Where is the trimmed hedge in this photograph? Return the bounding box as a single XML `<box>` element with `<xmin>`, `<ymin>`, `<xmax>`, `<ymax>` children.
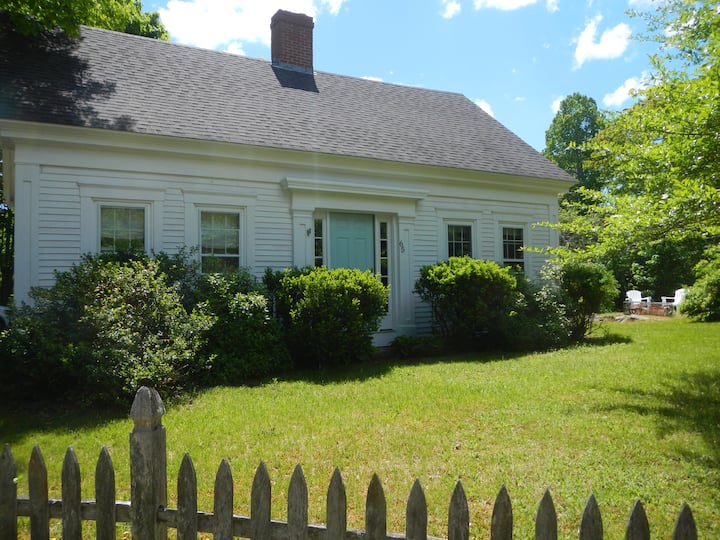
<box><xmin>414</xmin><ymin>257</ymin><xmax>520</xmax><ymax>348</ymax></box>
<box><xmin>271</xmin><ymin>266</ymin><xmax>389</xmax><ymax>367</ymax></box>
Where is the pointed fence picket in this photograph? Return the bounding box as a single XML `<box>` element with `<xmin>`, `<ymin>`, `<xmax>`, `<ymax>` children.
<box><xmin>0</xmin><ymin>387</ymin><xmax>701</xmax><ymax>540</ymax></box>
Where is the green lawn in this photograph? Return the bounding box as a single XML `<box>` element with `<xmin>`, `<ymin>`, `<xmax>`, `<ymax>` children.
<box><xmin>2</xmin><ymin>316</ymin><xmax>719</xmax><ymax>538</ymax></box>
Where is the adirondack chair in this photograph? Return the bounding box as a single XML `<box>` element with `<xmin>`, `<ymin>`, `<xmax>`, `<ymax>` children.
<box><xmin>661</xmin><ymin>288</ymin><xmax>687</xmax><ymax>312</ymax></box>
<box><xmin>625</xmin><ymin>290</ymin><xmax>651</xmax><ymax>314</ymax></box>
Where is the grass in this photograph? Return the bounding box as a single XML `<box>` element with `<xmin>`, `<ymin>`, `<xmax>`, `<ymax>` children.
<box><xmin>2</xmin><ymin>316</ymin><xmax>719</xmax><ymax>538</ymax></box>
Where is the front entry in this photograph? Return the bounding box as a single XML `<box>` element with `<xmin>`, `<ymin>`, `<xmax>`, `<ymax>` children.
<box><xmin>329</xmin><ymin>213</ymin><xmax>374</xmax><ymax>270</ymax></box>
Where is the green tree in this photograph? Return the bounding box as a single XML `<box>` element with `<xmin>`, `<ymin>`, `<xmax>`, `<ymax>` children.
<box><xmin>542</xmin><ymin>93</ymin><xmax>608</xmax><ymax>251</ymax></box>
<box><xmin>3</xmin><ymin>0</ymin><xmax>169</xmax><ymax>39</ymax></box>
<box><xmin>543</xmin><ymin>93</ymin><xmax>607</xmax><ymax>192</ymax></box>
<box><xmin>552</xmin><ymin>0</ymin><xmax>719</xmax><ymax>301</ymax></box>
<box><xmin>587</xmin><ymin>0</ymin><xmax>719</xmax><ymax>243</ymax></box>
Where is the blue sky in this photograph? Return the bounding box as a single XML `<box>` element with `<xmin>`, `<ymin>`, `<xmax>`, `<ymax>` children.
<box><xmin>145</xmin><ymin>0</ymin><xmax>659</xmax><ymax>151</ymax></box>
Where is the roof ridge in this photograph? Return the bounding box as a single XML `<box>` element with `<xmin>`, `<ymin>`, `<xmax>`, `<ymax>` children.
<box><xmin>78</xmin><ymin>25</ymin><xmax>469</xmax><ymax>100</ymax></box>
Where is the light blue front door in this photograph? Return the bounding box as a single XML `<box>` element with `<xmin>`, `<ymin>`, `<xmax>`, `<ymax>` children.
<box><xmin>329</xmin><ymin>213</ymin><xmax>374</xmax><ymax>270</ymax></box>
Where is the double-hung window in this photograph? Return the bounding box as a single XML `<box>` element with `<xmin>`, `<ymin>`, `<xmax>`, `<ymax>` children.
<box><xmin>447</xmin><ymin>224</ymin><xmax>472</xmax><ymax>258</ymax></box>
<box><xmin>502</xmin><ymin>227</ymin><xmax>524</xmax><ymax>270</ymax></box>
<box><xmin>100</xmin><ymin>206</ymin><xmax>146</xmax><ymax>253</ymax></box>
<box><xmin>200</xmin><ymin>211</ymin><xmax>240</xmax><ymax>273</ymax></box>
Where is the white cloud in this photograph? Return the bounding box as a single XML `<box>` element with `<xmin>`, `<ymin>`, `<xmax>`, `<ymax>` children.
<box><xmin>362</xmin><ymin>76</ymin><xmax>384</xmax><ymax>82</ymax></box>
<box><xmin>574</xmin><ymin>14</ymin><xmax>631</xmax><ymax>68</ymax></box>
<box><xmin>158</xmin><ymin>0</ymin><xmax>346</xmax><ymax>52</ymax></box>
<box><xmin>475</xmin><ymin>99</ymin><xmax>495</xmax><ymax>117</ymax></box>
<box><xmin>473</xmin><ymin>0</ymin><xmax>559</xmax><ymax>11</ymax></box>
<box><xmin>225</xmin><ymin>40</ymin><xmax>246</xmax><ymax>55</ymax></box>
<box><xmin>474</xmin><ymin>0</ymin><xmax>537</xmax><ymax>10</ymax></box>
<box><xmin>551</xmin><ymin>95</ymin><xmax>564</xmax><ymax>114</ymax></box>
<box><xmin>602</xmin><ymin>74</ymin><xmax>647</xmax><ymax>107</ymax></box>
<box><xmin>441</xmin><ymin>1</ymin><xmax>462</xmax><ymax>19</ymax></box>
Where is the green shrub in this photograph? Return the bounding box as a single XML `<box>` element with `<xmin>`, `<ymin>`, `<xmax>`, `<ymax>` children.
<box><xmin>274</xmin><ymin>266</ymin><xmax>389</xmax><ymax>368</ymax></box>
<box><xmin>196</xmin><ymin>270</ymin><xmax>291</xmax><ymax>382</ymax></box>
<box><xmin>501</xmin><ymin>274</ymin><xmax>571</xmax><ymax>351</ymax></box>
<box><xmin>682</xmin><ymin>245</ymin><xmax>720</xmax><ymax>321</ymax></box>
<box><xmin>414</xmin><ymin>257</ymin><xmax>519</xmax><ymax>348</ymax></box>
<box><xmin>554</xmin><ymin>260</ymin><xmax>618</xmax><ymax>341</ymax></box>
<box><xmin>389</xmin><ymin>334</ymin><xmax>444</xmax><ymax>358</ymax></box>
<box><xmin>153</xmin><ymin>247</ymin><xmax>202</xmax><ymax>312</ymax></box>
<box><xmin>0</xmin><ymin>255</ymin><xmax>212</xmax><ymax>405</ymax></box>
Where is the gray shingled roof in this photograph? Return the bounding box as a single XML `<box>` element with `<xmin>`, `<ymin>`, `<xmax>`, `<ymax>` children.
<box><xmin>0</xmin><ymin>23</ymin><xmax>575</xmax><ymax>183</ymax></box>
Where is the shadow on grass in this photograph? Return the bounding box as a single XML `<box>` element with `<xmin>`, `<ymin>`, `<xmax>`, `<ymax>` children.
<box><xmin>0</xmin><ymin>329</ymin><xmax>633</xmax><ymax>444</ymax></box>
<box><xmin>271</xmin><ymin>346</ymin><xmax>533</xmax><ymax>387</ymax></box>
<box><xmin>582</xmin><ymin>332</ymin><xmax>633</xmax><ymax>347</ymax></box>
<box><xmin>0</xmin><ymin>401</ymin><xmax>128</xmax><ymax>449</ymax></box>
<box><xmin>599</xmin><ymin>369</ymin><xmax>720</xmax><ymax>470</ymax></box>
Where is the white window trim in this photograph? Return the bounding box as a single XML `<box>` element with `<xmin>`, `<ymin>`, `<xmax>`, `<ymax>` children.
<box><xmin>198</xmin><ymin>209</ymin><xmax>244</xmax><ymax>272</ymax></box>
<box><xmin>500</xmin><ymin>223</ymin><xmax>527</xmax><ymax>267</ymax></box>
<box><xmin>445</xmin><ymin>220</ymin><xmax>474</xmax><ymax>259</ymax></box>
<box><xmin>183</xmin><ymin>192</ymin><xmax>256</xmax><ymax>270</ymax></box>
<box><xmin>80</xmin><ymin>185</ymin><xmax>164</xmax><ymax>254</ymax></box>
<box><xmin>436</xmin><ymin>214</ymin><xmax>478</xmax><ymax>260</ymax></box>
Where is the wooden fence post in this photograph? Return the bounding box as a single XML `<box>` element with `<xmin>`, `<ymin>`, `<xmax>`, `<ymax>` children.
<box><xmin>130</xmin><ymin>386</ymin><xmax>167</xmax><ymax>540</ymax></box>
<box><xmin>0</xmin><ymin>445</ymin><xmax>17</xmax><ymax>540</ymax></box>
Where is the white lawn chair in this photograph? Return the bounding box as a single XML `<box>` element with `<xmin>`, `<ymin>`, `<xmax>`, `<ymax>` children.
<box><xmin>661</xmin><ymin>288</ymin><xmax>687</xmax><ymax>312</ymax></box>
<box><xmin>625</xmin><ymin>290</ymin><xmax>651</xmax><ymax>314</ymax></box>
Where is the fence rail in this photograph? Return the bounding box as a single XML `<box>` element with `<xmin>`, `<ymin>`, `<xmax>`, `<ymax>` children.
<box><xmin>0</xmin><ymin>386</ymin><xmax>699</xmax><ymax>539</ymax></box>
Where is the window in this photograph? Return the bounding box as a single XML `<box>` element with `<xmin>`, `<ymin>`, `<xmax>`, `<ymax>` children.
<box><xmin>100</xmin><ymin>206</ymin><xmax>145</xmax><ymax>252</ymax></box>
<box><xmin>448</xmin><ymin>224</ymin><xmax>472</xmax><ymax>257</ymax></box>
<box><xmin>379</xmin><ymin>220</ymin><xmax>389</xmax><ymax>286</ymax></box>
<box><xmin>200</xmin><ymin>211</ymin><xmax>240</xmax><ymax>273</ymax></box>
<box><xmin>502</xmin><ymin>227</ymin><xmax>524</xmax><ymax>269</ymax></box>
<box><xmin>314</xmin><ymin>218</ymin><xmax>324</xmax><ymax>267</ymax></box>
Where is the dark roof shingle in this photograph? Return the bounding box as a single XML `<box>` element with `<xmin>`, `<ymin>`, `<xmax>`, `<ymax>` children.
<box><xmin>0</xmin><ymin>24</ymin><xmax>575</xmax><ymax>183</ymax></box>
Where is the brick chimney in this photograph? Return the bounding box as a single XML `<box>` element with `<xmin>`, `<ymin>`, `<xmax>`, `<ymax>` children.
<box><xmin>271</xmin><ymin>10</ymin><xmax>314</xmax><ymax>73</ymax></box>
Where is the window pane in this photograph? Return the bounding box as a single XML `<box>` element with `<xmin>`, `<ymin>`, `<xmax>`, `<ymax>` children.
<box><xmin>379</xmin><ymin>220</ymin><xmax>389</xmax><ymax>286</ymax></box>
<box><xmin>502</xmin><ymin>227</ymin><xmax>524</xmax><ymax>269</ymax></box>
<box><xmin>100</xmin><ymin>207</ymin><xmax>145</xmax><ymax>253</ymax></box>
<box><xmin>314</xmin><ymin>218</ymin><xmax>324</xmax><ymax>267</ymax></box>
<box><xmin>448</xmin><ymin>224</ymin><xmax>471</xmax><ymax>257</ymax></box>
<box><xmin>200</xmin><ymin>211</ymin><xmax>240</xmax><ymax>272</ymax></box>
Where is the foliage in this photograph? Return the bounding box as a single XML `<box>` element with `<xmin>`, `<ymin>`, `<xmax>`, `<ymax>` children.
<box><xmin>549</xmin><ymin>1</ymin><xmax>720</xmax><ymax>299</ymax></box>
<box><xmin>542</xmin><ymin>93</ymin><xmax>607</xmax><ymax>193</ymax></box>
<box><xmin>0</xmin><ymin>149</ymin><xmax>12</xmax><ymax>305</ymax></box>
<box><xmin>2</xmin><ymin>0</ymin><xmax>169</xmax><ymax>39</ymax></box>
<box><xmin>553</xmin><ymin>260</ymin><xmax>618</xmax><ymax>341</ymax></box>
<box><xmin>0</xmin><ymin>255</ymin><xmax>212</xmax><ymax>404</ymax></box>
<box><xmin>682</xmin><ymin>246</ymin><xmax>720</xmax><ymax>321</ymax></box>
<box><xmin>195</xmin><ymin>270</ymin><xmax>291</xmax><ymax>383</ymax></box>
<box><xmin>503</xmin><ymin>273</ymin><xmax>572</xmax><ymax>351</ymax></box>
<box><xmin>274</xmin><ymin>266</ymin><xmax>389</xmax><ymax>368</ymax></box>
<box><xmin>414</xmin><ymin>257</ymin><xmax>520</xmax><ymax>348</ymax></box>
<box><xmin>153</xmin><ymin>247</ymin><xmax>202</xmax><ymax>312</ymax></box>
<box><xmin>389</xmin><ymin>334</ymin><xmax>444</xmax><ymax>359</ymax></box>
